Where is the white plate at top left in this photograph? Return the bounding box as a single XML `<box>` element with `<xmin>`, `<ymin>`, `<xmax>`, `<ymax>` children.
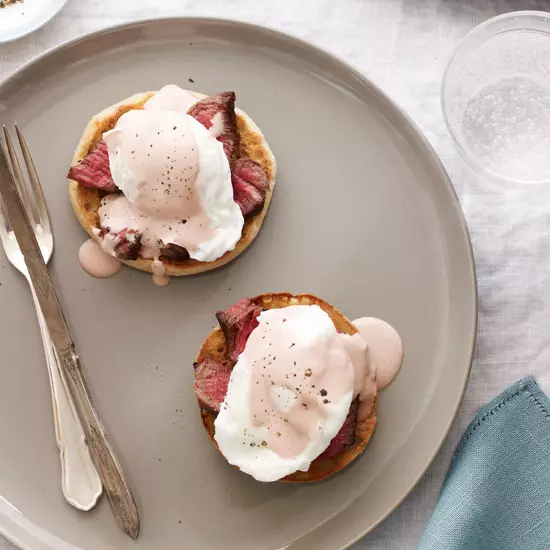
<box><xmin>0</xmin><ymin>0</ymin><xmax>68</xmax><ymax>44</ymax></box>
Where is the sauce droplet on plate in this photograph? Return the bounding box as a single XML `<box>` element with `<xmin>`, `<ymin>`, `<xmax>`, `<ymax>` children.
<box><xmin>352</xmin><ymin>317</ymin><xmax>403</xmax><ymax>389</ymax></box>
<box><xmin>152</xmin><ymin>259</ymin><xmax>171</xmax><ymax>286</ymax></box>
<box><xmin>152</xmin><ymin>273</ymin><xmax>171</xmax><ymax>286</ymax></box>
<box><xmin>78</xmin><ymin>239</ymin><xmax>121</xmax><ymax>278</ymax></box>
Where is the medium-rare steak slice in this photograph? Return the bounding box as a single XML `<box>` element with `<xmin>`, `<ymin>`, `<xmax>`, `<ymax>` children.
<box><xmin>115</xmin><ymin>235</ymin><xmax>141</xmax><ymax>260</ymax></box>
<box><xmin>317</xmin><ymin>398</ymin><xmax>359</xmax><ymax>460</ymax></box>
<box><xmin>231</xmin><ymin>175</ymin><xmax>265</xmax><ymax>217</ymax></box>
<box><xmin>231</xmin><ymin>157</ymin><xmax>268</xmax><ymax>216</ymax></box>
<box><xmin>216</xmin><ymin>298</ymin><xmax>263</xmax><ymax>363</ymax></box>
<box><xmin>194</xmin><ymin>358</ymin><xmax>233</xmax><ymax>412</ymax></box>
<box><xmin>233</xmin><ymin>158</ymin><xmax>269</xmax><ymax>192</ymax></box>
<box><xmin>67</xmin><ymin>140</ymin><xmax>118</xmax><ymax>192</ymax></box>
<box><xmin>188</xmin><ymin>92</ymin><xmax>239</xmax><ymax>167</ymax></box>
<box><xmin>98</xmin><ymin>227</ymin><xmax>141</xmax><ymax>260</ymax></box>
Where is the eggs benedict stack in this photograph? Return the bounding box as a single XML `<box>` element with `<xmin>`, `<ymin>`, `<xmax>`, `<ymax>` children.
<box><xmin>68</xmin><ymin>85</ymin><xmax>276</xmax><ymax>276</ymax></box>
<box><xmin>194</xmin><ymin>293</ymin><xmax>381</xmax><ymax>482</ymax></box>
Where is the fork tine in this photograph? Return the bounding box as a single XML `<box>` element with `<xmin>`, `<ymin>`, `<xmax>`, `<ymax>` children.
<box><xmin>3</xmin><ymin>126</ymin><xmax>38</xmax><ymax>227</ymax></box>
<box><xmin>0</xmin><ymin>142</ymin><xmax>12</xmax><ymax>235</ymax></box>
<box><xmin>14</xmin><ymin>124</ymin><xmax>51</xmax><ymax>233</ymax></box>
<box><xmin>0</xmin><ymin>189</ymin><xmax>11</xmax><ymax>238</ymax></box>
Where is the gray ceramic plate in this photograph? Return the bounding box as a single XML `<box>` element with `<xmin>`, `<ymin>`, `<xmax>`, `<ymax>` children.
<box><xmin>0</xmin><ymin>18</ymin><xmax>476</xmax><ymax>550</ymax></box>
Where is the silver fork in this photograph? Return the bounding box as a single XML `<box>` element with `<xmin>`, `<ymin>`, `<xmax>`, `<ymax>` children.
<box><xmin>0</xmin><ymin>126</ymin><xmax>102</xmax><ymax>511</ymax></box>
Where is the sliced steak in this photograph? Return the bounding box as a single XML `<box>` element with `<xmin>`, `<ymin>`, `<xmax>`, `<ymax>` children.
<box><xmin>193</xmin><ymin>358</ymin><xmax>232</xmax><ymax>412</ymax></box>
<box><xmin>188</xmin><ymin>92</ymin><xmax>239</xmax><ymax>167</ymax></box>
<box><xmin>233</xmin><ymin>158</ymin><xmax>269</xmax><ymax>192</ymax></box>
<box><xmin>115</xmin><ymin>229</ymin><xmax>141</xmax><ymax>260</ymax></box>
<box><xmin>67</xmin><ymin>140</ymin><xmax>118</xmax><ymax>192</ymax></box>
<box><xmin>159</xmin><ymin>243</ymin><xmax>190</xmax><ymax>262</ymax></box>
<box><xmin>216</xmin><ymin>298</ymin><xmax>263</xmax><ymax>363</ymax></box>
<box><xmin>232</xmin><ymin>175</ymin><xmax>265</xmax><ymax>217</ymax></box>
<box><xmin>231</xmin><ymin>157</ymin><xmax>268</xmax><ymax>217</ymax></box>
<box><xmin>99</xmin><ymin>227</ymin><xmax>141</xmax><ymax>260</ymax></box>
<box><xmin>317</xmin><ymin>398</ymin><xmax>359</xmax><ymax>460</ymax></box>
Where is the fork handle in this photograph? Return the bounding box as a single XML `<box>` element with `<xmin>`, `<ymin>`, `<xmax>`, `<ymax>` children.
<box><xmin>59</xmin><ymin>348</ymin><xmax>140</xmax><ymax>540</ymax></box>
<box><xmin>30</xmin><ymin>287</ymin><xmax>102</xmax><ymax>511</ymax></box>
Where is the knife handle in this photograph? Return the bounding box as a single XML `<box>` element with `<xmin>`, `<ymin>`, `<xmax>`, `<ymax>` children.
<box><xmin>60</xmin><ymin>349</ymin><xmax>140</xmax><ymax>540</ymax></box>
<box><xmin>32</xmin><ymin>285</ymin><xmax>102</xmax><ymax>510</ymax></box>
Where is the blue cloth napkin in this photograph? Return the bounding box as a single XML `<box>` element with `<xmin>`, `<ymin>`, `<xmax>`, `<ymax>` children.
<box><xmin>418</xmin><ymin>376</ymin><xmax>550</xmax><ymax>550</ymax></box>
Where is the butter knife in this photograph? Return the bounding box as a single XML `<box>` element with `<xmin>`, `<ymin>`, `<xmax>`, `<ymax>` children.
<box><xmin>0</xmin><ymin>144</ymin><xmax>140</xmax><ymax>539</ymax></box>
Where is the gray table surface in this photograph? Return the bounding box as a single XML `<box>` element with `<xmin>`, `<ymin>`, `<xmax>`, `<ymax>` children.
<box><xmin>3</xmin><ymin>0</ymin><xmax>550</xmax><ymax>548</ymax></box>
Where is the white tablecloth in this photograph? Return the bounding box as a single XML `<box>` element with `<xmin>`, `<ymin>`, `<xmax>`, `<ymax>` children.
<box><xmin>2</xmin><ymin>0</ymin><xmax>550</xmax><ymax>548</ymax></box>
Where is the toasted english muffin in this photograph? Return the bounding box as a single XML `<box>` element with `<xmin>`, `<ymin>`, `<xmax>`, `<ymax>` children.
<box><xmin>68</xmin><ymin>90</ymin><xmax>276</xmax><ymax>276</ymax></box>
<box><xmin>195</xmin><ymin>293</ymin><xmax>377</xmax><ymax>483</ymax></box>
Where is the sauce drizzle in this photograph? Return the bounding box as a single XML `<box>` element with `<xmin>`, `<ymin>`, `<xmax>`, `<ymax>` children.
<box><xmin>78</xmin><ymin>239</ymin><xmax>121</xmax><ymax>278</ymax></box>
<box><xmin>353</xmin><ymin>317</ymin><xmax>404</xmax><ymax>390</ymax></box>
<box><xmin>151</xmin><ymin>259</ymin><xmax>171</xmax><ymax>286</ymax></box>
<box><xmin>244</xmin><ymin>306</ymin><xmax>356</xmax><ymax>458</ymax></box>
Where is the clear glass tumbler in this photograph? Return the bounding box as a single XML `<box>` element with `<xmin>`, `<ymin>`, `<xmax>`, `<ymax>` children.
<box><xmin>442</xmin><ymin>11</ymin><xmax>550</xmax><ymax>186</ymax></box>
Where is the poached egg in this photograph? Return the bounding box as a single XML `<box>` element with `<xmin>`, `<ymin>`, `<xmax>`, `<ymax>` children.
<box><xmin>214</xmin><ymin>305</ymin><xmax>358</xmax><ymax>482</ymax></box>
<box><xmin>98</xmin><ymin>85</ymin><xmax>244</xmax><ymax>263</ymax></box>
